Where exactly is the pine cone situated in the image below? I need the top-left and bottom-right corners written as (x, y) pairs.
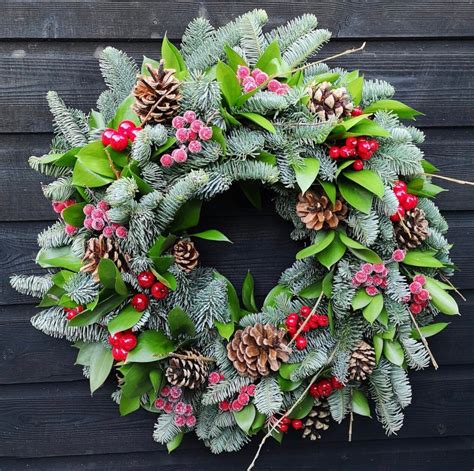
top-left (227, 323), bottom-right (291, 379)
top-left (165, 349), bottom-right (209, 389)
top-left (302, 398), bottom-right (331, 440)
top-left (296, 190), bottom-right (348, 231)
top-left (172, 239), bottom-right (199, 273)
top-left (394, 208), bottom-right (429, 250)
top-left (132, 61), bottom-right (181, 125)
top-left (307, 81), bottom-right (353, 121)
top-left (349, 340), bottom-right (376, 381)
top-left (80, 234), bottom-right (129, 282)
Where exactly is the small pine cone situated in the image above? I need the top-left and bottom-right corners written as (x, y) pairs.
top-left (302, 398), bottom-right (331, 441)
top-left (80, 234), bottom-right (129, 282)
top-left (307, 81), bottom-right (354, 121)
top-left (173, 239), bottom-right (199, 273)
top-left (227, 323), bottom-right (291, 379)
top-left (296, 190), bottom-right (348, 231)
top-left (132, 61), bottom-right (181, 125)
top-left (394, 208), bottom-right (430, 250)
top-left (349, 340), bottom-right (376, 381)
top-left (165, 349), bottom-right (209, 389)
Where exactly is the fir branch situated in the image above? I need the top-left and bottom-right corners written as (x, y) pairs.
top-left (63, 272), bottom-right (99, 305)
top-left (254, 376), bottom-right (283, 415)
top-left (10, 274), bottom-right (53, 298)
top-left (265, 14), bottom-right (319, 52)
top-left (282, 29), bottom-right (331, 68)
top-left (328, 387), bottom-right (351, 423)
top-left (37, 222), bottom-right (71, 249)
top-left (42, 177), bottom-right (75, 201)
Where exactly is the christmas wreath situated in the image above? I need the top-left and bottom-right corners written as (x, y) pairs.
top-left (11, 9), bottom-right (462, 466)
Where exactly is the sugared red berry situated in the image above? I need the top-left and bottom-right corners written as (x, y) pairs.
top-left (117, 120), bottom-right (136, 137)
top-left (351, 107), bottom-right (363, 116)
top-left (295, 336), bottom-right (308, 350)
top-left (352, 159), bottom-right (364, 171)
top-left (299, 306), bottom-right (312, 317)
top-left (345, 137), bottom-right (358, 148)
top-left (151, 282), bottom-right (169, 300)
top-left (120, 332), bottom-right (137, 351)
top-left (131, 293), bottom-right (149, 312)
top-left (112, 347), bottom-right (128, 361)
top-left (291, 419), bottom-right (303, 430)
top-left (137, 271), bottom-right (156, 289)
top-left (409, 303), bottom-right (423, 315)
top-left (110, 133), bottom-right (128, 152)
top-left (101, 128), bottom-right (116, 146)
top-left (108, 332), bottom-right (122, 347)
top-left (400, 193), bottom-right (418, 211)
top-left (329, 146), bottom-right (340, 159)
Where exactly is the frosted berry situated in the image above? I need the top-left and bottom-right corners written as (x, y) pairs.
top-left (267, 79), bottom-right (281, 92)
top-left (409, 281), bottom-right (422, 294)
top-left (102, 225), bottom-right (114, 238)
top-left (300, 305), bottom-right (312, 317)
top-left (65, 224), bottom-right (78, 235)
top-left (409, 303), bottom-right (423, 315)
top-left (112, 347), bottom-right (128, 362)
top-left (352, 159), bottom-right (364, 171)
top-left (190, 119), bottom-right (204, 133)
top-left (172, 116), bottom-right (186, 129)
top-left (172, 148), bottom-right (188, 163)
top-left (208, 371), bottom-right (221, 384)
top-left (366, 286), bottom-right (379, 296)
top-left (117, 120), bottom-right (136, 137)
top-left (131, 293), bottom-right (149, 312)
top-left (295, 335), bottom-right (308, 350)
top-left (413, 274), bottom-right (426, 285)
top-left (188, 140), bottom-right (202, 153)
top-left (393, 180), bottom-right (407, 192)
top-left (238, 392), bottom-right (250, 406)
top-left (351, 107), bottom-right (363, 116)
top-left (329, 146), bottom-right (340, 159)
top-left (91, 218), bottom-right (105, 231)
top-left (109, 133), bottom-right (128, 152)
top-left (83, 217), bottom-right (93, 230)
top-left (255, 72), bottom-right (269, 86)
top-left (83, 204), bottom-right (95, 216)
top-left (101, 128), bottom-right (116, 146)
top-left (291, 419), bottom-right (303, 430)
top-left (120, 332), bottom-right (137, 351)
top-left (183, 110), bottom-right (196, 123)
top-left (219, 400), bottom-right (230, 411)
top-left (243, 80), bottom-right (257, 93)
top-left (247, 384), bottom-right (256, 396)
top-left (198, 127), bottom-right (213, 141)
top-left (251, 68), bottom-right (261, 79)
top-left (392, 249), bottom-right (406, 262)
top-left (52, 201), bottom-right (66, 213)
top-left (160, 154), bottom-right (174, 167)
top-left (129, 127), bottom-right (142, 142)
top-left (137, 271), bottom-right (156, 289)
top-left (175, 127), bottom-right (189, 142)
top-left (115, 226), bottom-right (127, 239)
top-left (339, 146), bottom-right (352, 158)
top-left (236, 65), bottom-right (250, 81)
top-left (345, 137), bottom-right (358, 148)
top-left (186, 415), bottom-right (197, 427)
top-left (108, 332), bottom-right (122, 347)
top-left (231, 399), bottom-right (243, 412)
top-left (400, 193), bottom-right (418, 211)
top-left (151, 282), bottom-right (169, 300)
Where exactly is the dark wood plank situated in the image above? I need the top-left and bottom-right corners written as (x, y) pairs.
top-left (1, 436), bottom-right (473, 470)
top-left (0, 40), bottom-right (473, 131)
top-left (0, 366), bottom-right (473, 458)
top-left (2, 1), bottom-right (474, 40)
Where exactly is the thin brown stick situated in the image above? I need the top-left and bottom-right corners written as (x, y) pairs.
top-left (247, 348), bottom-right (337, 471)
top-left (409, 310), bottom-right (439, 370)
top-left (424, 173), bottom-right (474, 186)
top-left (104, 148), bottom-right (121, 179)
top-left (348, 411), bottom-right (354, 442)
top-left (440, 273), bottom-right (466, 302)
top-left (168, 352), bottom-right (215, 363)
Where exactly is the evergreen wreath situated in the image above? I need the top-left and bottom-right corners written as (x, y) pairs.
top-left (11, 10), bottom-right (462, 466)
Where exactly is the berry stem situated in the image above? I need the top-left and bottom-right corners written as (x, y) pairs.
top-left (424, 173), bottom-right (474, 186)
top-left (104, 148), bottom-right (121, 179)
top-left (409, 310), bottom-right (439, 370)
top-left (348, 390), bottom-right (354, 442)
top-left (439, 273), bottom-right (466, 301)
top-left (167, 352), bottom-right (216, 363)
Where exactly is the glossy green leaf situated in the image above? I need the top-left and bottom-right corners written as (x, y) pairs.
top-left (109, 95), bottom-right (140, 128)
top-left (288, 393), bottom-right (314, 420)
top-left (38, 284), bottom-right (65, 307)
top-left (214, 320), bottom-right (235, 340)
top-left (421, 159), bottom-right (439, 174)
top-left (278, 375), bottom-right (302, 392)
top-left (373, 334), bottom-right (383, 364)
top-left (61, 203), bottom-right (86, 227)
top-left (167, 432), bottom-right (184, 453)
top-left (352, 289), bottom-right (373, 310)
top-left (224, 45), bottom-right (247, 71)
top-left (251, 411), bottom-right (267, 433)
top-left (108, 304), bottom-right (143, 335)
top-left (169, 199), bottom-right (202, 233)
top-left (238, 112), bottom-right (276, 133)
top-left (242, 271), bottom-right (258, 313)
top-left (316, 234), bottom-right (347, 268)
top-left (343, 170), bottom-right (385, 198)
top-left (339, 233), bottom-right (382, 263)
top-left (149, 369), bottom-right (163, 393)
top-left (216, 61), bottom-right (242, 107)
top-left (119, 395), bottom-right (140, 416)
top-left (263, 284), bottom-right (292, 308)
top-left (141, 55), bottom-right (160, 75)
top-left (240, 181), bottom-right (262, 209)
top-left (296, 231), bottom-right (335, 259)
top-left (126, 330), bottom-right (175, 363)
top-left (319, 180), bottom-right (337, 205)
top-left (211, 126), bottom-right (227, 155)
top-left (411, 322), bottom-right (449, 339)
top-left (148, 234), bottom-right (177, 258)
top-left (36, 246), bottom-right (82, 272)
top-left (152, 255), bottom-right (175, 274)
top-left (214, 272), bottom-right (241, 322)
top-left (362, 293), bottom-right (384, 324)
top-left (153, 270), bottom-right (177, 291)
top-left (161, 35), bottom-right (187, 77)
top-left (191, 229), bottom-right (232, 243)
top-left (352, 389), bottom-right (371, 417)
top-left (338, 177), bottom-right (373, 214)
top-left (383, 340), bottom-right (405, 366)
top-left (279, 363), bottom-right (300, 380)
top-left (344, 119), bottom-right (391, 138)
top-left (424, 276), bottom-right (459, 315)
top-left (234, 403), bottom-right (256, 433)
top-left (377, 308), bottom-right (389, 328)
top-left (298, 280), bottom-right (322, 299)
top-left (322, 270), bottom-right (334, 297)
top-left (97, 258), bottom-right (128, 296)
top-left (363, 99), bottom-right (423, 120)
top-left (403, 250), bottom-right (444, 268)
top-left (120, 363), bottom-right (155, 398)
top-left (89, 343), bottom-right (114, 394)
top-left (293, 158), bottom-right (320, 194)
top-left (89, 110), bottom-right (106, 129)
top-left (73, 161), bottom-right (114, 187)
top-left (346, 76), bottom-right (364, 105)
top-left (167, 307), bottom-right (196, 338)
top-left (255, 40), bottom-right (282, 75)
top-left (381, 324), bottom-right (396, 340)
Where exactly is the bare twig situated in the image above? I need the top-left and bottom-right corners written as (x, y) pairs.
top-left (409, 310), bottom-right (439, 370)
top-left (348, 411), bottom-right (354, 442)
top-left (104, 148), bottom-right (121, 179)
top-left (168, 352), bottom-right (215, 363)
top-left (424, 173), bottom-right (474, 186)
top-left (439, 273), bottom-right (466, 301)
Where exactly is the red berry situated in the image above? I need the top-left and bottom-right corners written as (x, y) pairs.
top-left (75, 305), bottom-right (84, 314)
top-left (131, 293), bottom-right (149, 312)
top-left (348, 147), bottom-right (357, 157)
top-left (65, 308), bottom-right (77, 320)
top-left (345, 137), bottom-right (358, 148)
top-left (369, 139), bottom-right (379, 151)
top-left (331, 376), bottom-right (344, 390)
top-left (309, 315), bottom-right (320, 329)
top-left (287, 312), bottom-right (299, 322)
top-left (358, 149), bottom-right (373, 160)
top-left (358, 141), bottom-right (372, 154)
top-left (287, 326), bottom-right (297, 337)
top-left (352, 159), bottom-right (364, 171)
top-left (137, 271), bottom-right (156, 289)
top-left (317, 315), bottom-right (329, 327)
top-left (409, 302), bottom-right (423, 315)
top-left (329, 146), bottom-right (340, 159)
top-left (151, 282), bottom-right (169, 300)
top-left (101, 128), bottom-right (116, 146)
top-left (110, 133), bottom-right (129, 152)
top-left (112, 347), bottom-right (128, 362)
top-left (295, 336), bottom-right (308, 350)
top-left (291, 419), bottom-right (303, 430)
top-left (339, 146), bottom-right (352, 158)
top-left (393, 180), bottom-right (407, 192)
top-left (400, 193), bottom-right (418, 211)
top-left (279, 424), bottom-right (289, 433)
top-left (299, 306), bottom-right (312, 317)
top-left (394, 187), bottom-right (407, 200)
top-left (117, 120), bottom-right (136, 137)
top-left (282, 416), bottom-right (291, 425)
top-left (128, 127), bottom-right (142, 142)
top-left (108, 333), bottom-right (122, 347)
top-left (299, 320), bottom-right (311, 333)
top-left (351, 107), bottom-right (363, 116)
top-left (390, 207), bottom-right (405, 222)
top-left (317, 379), bottom-right (333, 397)
top-left (309, 384), bottom-right (320, 397)
top-left (120, 332), bottom-right (137, 351)
top-left (285, 316), bottom-right (298, 328)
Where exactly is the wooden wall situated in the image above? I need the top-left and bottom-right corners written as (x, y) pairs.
top-left (0, 1), bottom-right (473, 469)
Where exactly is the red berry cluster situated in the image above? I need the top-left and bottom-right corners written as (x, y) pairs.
top-left (329, 136), bottom-right (379, 171)
top-left (64, 305), bottom-right (84, 320)
top-left (390, 180), bottom-right (419, 222)
top-left (155, 385), bottom-right (197, 427)
top-left (130, 271), bottom-right (170, 312)
top-left (218, 383), bottom-right (256, 412)
top-left (278, 416), bottom-right (304, 433)
top-left (284, 306), bottom-right (329, 350)
top-left (108, 330), bottom-right (137, 361)
top-left (309, 376), bottom-right (344, 398)
top-left (101, 120), bottom-right (142, 152)
top-left (403, 274), bottom-right (430, 315)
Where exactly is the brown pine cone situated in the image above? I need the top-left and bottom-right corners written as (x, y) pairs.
top-left (349, 340), bottom-right (376, 381)
top-left (302, 398), bottom-right (331, 440)
top-left (132, 61), bottom-right (181, 125)
top-left (165, 349), bottom-right (209, 389)
top-left (80, 234), bottom-right (129, 282)
top-left (227, 323), bottom-right (291, 379)
top-left (296, 190), bottom-right (348, 231)
top-left (394, 208), bottom-right (429, 249)
top-left (307, 81), bottom-right (353, 121)
top-left (172, 239), bottom-right (199, 273)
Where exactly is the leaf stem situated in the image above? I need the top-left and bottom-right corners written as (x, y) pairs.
top-left (104, 148), bottom-right (121, 179)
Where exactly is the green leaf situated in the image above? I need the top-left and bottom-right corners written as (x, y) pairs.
top-left (211, 126), bottom-right (227, 155)
top-left (373, 334), bottom-right (383, 364)
top-left (421, 159), bottom-right (439, 174)
top-left (109, 95), bottom-right (140, 129)
top-left (288, 393), bottom-right (314, 420)
top-left (152, 137), bottom-right (176, 158)
top-left (216, 61), bottom-right (242, 107)
top-left (278, 375), bottom-right (302, 392)
top-left (214, 272), bottom-right (241, 322)
top-left (61, 203), bottom-right (86, 227)
top-left (120, 363), bottom-right (154, 398)
top-left (237, 112), bottom-right (276, 133)
top-left (224, 45), bottom-right (247, 71)
top-left (296, 231), bottom-right (335, 259)
top-left (153, 270), bottom-right (177, 291)
top-left (279, 363), bottom-right (300, 380)
top-left (255, 40), bottom-right (282, 75)
top-left (89, 343), bottom-right (114, 394)
top-left (72, 141), bottom-right (117, 187)
top-left (169, 199), bottom-right (202, 233)
top-left (36, 246), bottom-right (82, 272)
top-left (377, 308), bottom-right (389, 328)
top-left (351, 289), bottom-right (373, 310)
top-left (74, 341), bottom-right (98, 367)
top-left (220, 106), bottom-right (241, 126)
top-left (251, 411), bottom-right (267, 433)
top-left (363, 99), bottom-right (423, 120)
top-left (316, 234), bottom-right (347, 268)
top-left (234, 403), bottom-right (256, 433)
top-left (327, 300), bottom-right (334, 334)
top-left (319, 180), bottom-right (337, 205)
top-left (263, 284), bottom-right (292, 308)
top-left (152, 255), bottom-right (175, 274)
top-left (403, 250), bottom-right (444, 268)
top-left (161, 35), bottom-right (187, 77)
top-left (149, 234), bottom-right (177, 258)
top-left (119, 395), bottom-right (141, 416)
top-left (383, 340), bottom-right (405, 366)
top-left (338, 177), bottom-right (373, 214)
top-left (334, 114), bottom-right (371, 133)
top-left (97, 258), bottom-right (128, 296)
top-left (108, 304), bottom-right (143, 335)
top-left (343, 170), bottom-right (384, 198)
top-left (293, 158), bottom-right (320, 194)
top-left (339, 233), bottom-right (382, 263)
top-left (38, 284), bottom-right (66, 307)
top-left (411, 322), bottom-right (449, 340)
top-left (242, 271), bottom-right (258, 313)
top-left (346, 76), bottom-right (364, 106)
top-left (167, 432), bottom-right (184, 453)
top-left (126, 330), bottom-right (175, 363)
top-left (167, 307), bottom-right (196, 339)
top-left (240, 181), bottom-right (261, 209)
top-left (344, 119), bottom-right (391, 138)
top-left (89, 110), bottom-right (106, 129)
top-left (298, 280), bottom-right (322, 299)
top-left (424, 276), bottom-right (459, 315)
top-left (191, 229), bottom-right (232, 243)
top-left (352, 389), bottom-right (371, 417)
top-left (149, 369), bottom-right (163, 393)
top-left (141, 55), bottom-right (160, 75)
top-left (322, 271), bottom-right (334, 297)
top-left (214, 320), bottom-right (235, 340)
top-left (362, 293), bottom-right (384, 324)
